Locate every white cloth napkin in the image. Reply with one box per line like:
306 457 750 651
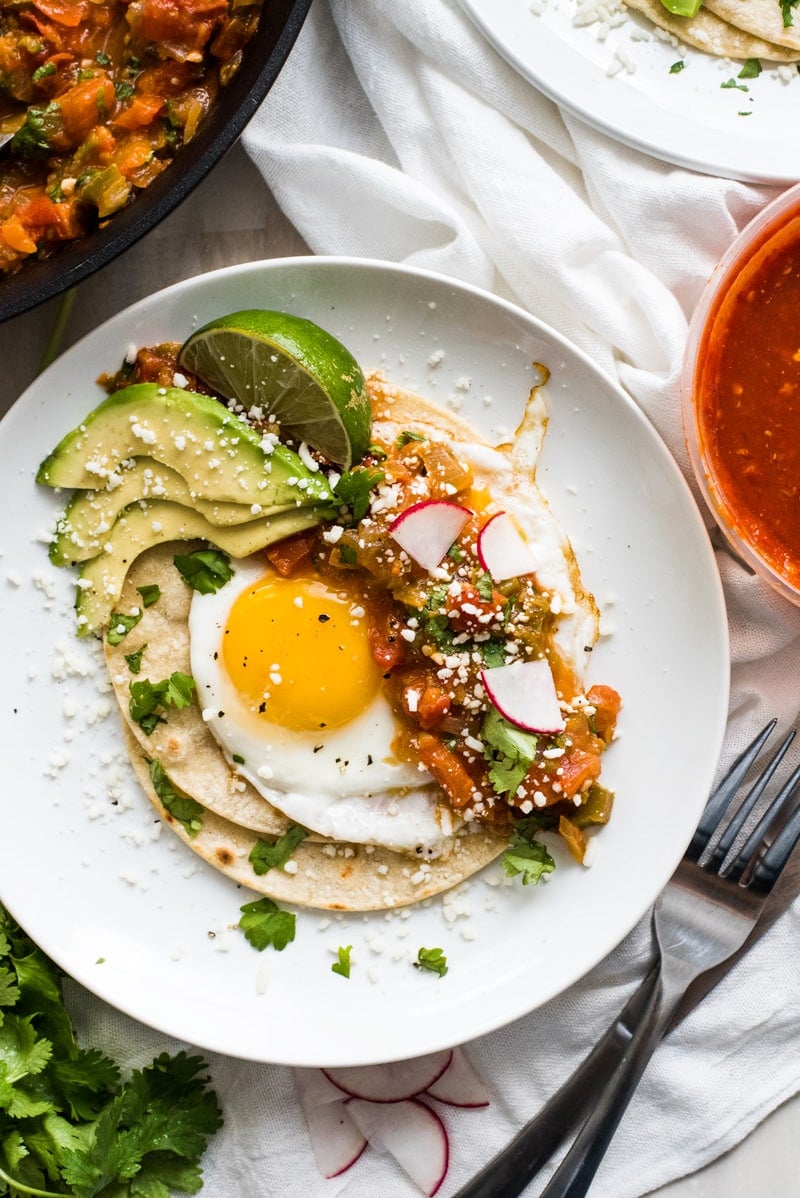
72 2 800 1195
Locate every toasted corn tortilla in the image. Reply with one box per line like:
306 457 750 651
124 726 506 911
624 0 800 59
703 0 800 52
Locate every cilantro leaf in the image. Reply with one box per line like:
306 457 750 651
107 610 143 646
148 760 204 836
129 672 196 735
476 572 494 601
333 467 385 521
396 430 425 448
136 584 161 608
414 947 448 977
331 946 352 978
238 898 296 952
482 707 537 796
248 825 308 875
173 548 233 594
124 645 146 674
502 828 556 886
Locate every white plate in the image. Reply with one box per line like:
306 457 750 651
0 257 728 1066
458 0 800 182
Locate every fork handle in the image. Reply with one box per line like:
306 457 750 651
451 963 660 1198
538 977 675 1198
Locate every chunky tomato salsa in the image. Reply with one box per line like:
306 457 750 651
695 213 800 590
0 0 262 275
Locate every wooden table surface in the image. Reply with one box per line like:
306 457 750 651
1 141 797 1198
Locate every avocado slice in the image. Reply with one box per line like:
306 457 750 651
50 457 312 566
36 383 332 507
76 499 328 636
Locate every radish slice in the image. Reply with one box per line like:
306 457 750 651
390 501 471 572
322 1049 452 1103
347 1098 449 1196
481 658 565 733
295 1069 367 1179
425 1047 491 1108
477 511 537 581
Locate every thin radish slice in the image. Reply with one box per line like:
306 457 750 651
481 658 565 733
295 1069 367 1179
477 511 537 581
322 1049 452 1103
425 1047 491 1108
346 1098 449 1197
390 500 471 572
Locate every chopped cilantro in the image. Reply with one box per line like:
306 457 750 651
32 62 56 82
173 548 233 594
414 947 448 977
124 644 146 674
0 904 221 1195
738 58 762 78
106 610 142 646
669 59 685 73
148 759 204 835
502 825 556 886
476 572 495 602
334 467 385 521
396 430 425 448
331 945 352 978
238 898 296 952
95 50 112 65
781 0 799 26
10 102 62 159
482 707 538 796
232 753 245 765
338 543 358 565
129 671 196 735
367 443 388 461
479 639 506 669
447 544 464 563
721 78 749 91
248 825 308 875
114 80 135 102
136 583 161 608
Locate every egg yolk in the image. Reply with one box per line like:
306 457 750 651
222 570 382 732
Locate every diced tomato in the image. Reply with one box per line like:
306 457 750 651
264 531 317 578
137 0 228 51
557 747 602 800
417 734 476 809
31 0 88 28
57 76 115 145
445 581 505 635
586 684 621 743
0 216 37 255
368 608 407 673
114 94 165 130
417 685 451 731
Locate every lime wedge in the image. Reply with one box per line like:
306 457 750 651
178 310 371 469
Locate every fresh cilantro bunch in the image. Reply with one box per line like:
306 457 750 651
0 905 222 1197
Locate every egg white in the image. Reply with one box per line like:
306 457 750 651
189 558 455 856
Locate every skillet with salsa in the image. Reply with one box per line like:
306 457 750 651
0 0 261 275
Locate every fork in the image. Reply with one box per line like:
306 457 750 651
455 719 800 1198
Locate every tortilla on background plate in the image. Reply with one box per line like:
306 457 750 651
624 0 800 59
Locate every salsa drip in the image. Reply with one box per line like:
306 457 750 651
0 0 262 274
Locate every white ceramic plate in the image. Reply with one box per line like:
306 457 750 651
458 0 800 183
0 258 728 1066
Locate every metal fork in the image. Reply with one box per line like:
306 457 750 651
455 719 800 1198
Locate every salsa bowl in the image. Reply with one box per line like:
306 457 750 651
682 182 800 606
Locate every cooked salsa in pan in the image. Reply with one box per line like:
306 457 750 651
0 0 262 275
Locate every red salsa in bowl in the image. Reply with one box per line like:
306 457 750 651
683 184 800 605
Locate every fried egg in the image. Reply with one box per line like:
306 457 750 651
189 557 455 855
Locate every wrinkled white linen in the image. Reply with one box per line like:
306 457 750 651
68 3 800 1195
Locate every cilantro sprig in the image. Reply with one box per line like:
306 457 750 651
173 548 233 594
414 947 448 978
238 898 296 952
148 759 204 836
0 904 222 1197
502 819 556 886
482 707 538 797
333 467 385 522
331 946 352 978
129 671 196 735
248 824 308 875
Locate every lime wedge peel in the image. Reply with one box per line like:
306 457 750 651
178 310 372 470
